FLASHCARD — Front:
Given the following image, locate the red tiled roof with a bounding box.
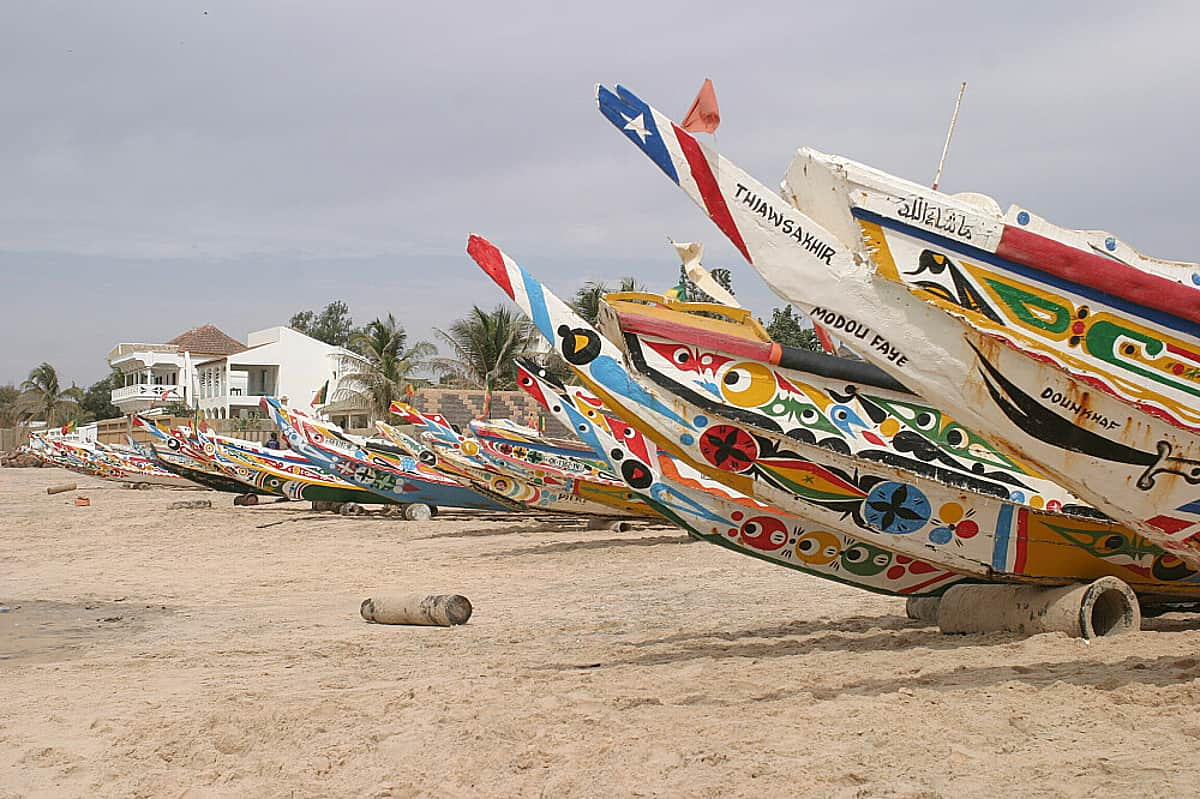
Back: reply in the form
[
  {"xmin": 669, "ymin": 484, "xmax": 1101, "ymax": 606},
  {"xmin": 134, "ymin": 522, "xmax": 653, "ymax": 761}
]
[{"xmin": 166, "ymin": 324, "xmax": 247, "ymax": 356}]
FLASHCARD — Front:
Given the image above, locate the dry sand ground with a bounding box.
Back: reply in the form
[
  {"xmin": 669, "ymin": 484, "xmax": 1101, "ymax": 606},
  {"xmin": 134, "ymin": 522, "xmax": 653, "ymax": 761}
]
[{"xmin": 4, "ymin": 468, "xmax": 1200, "ymax": 798}]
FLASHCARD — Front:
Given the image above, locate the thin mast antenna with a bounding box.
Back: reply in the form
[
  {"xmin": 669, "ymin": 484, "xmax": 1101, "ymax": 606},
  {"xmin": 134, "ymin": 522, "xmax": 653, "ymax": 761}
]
[{"xmin": 932, "ymin": 81, "xmax": 967, "ymax": 191}]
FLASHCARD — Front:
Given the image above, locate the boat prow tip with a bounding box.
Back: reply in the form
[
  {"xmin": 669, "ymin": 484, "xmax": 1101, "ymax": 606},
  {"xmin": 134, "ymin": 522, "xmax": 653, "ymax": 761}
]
[{"xmin": 466, "ymin": 234, "xmax": 516, "ymax": 300}]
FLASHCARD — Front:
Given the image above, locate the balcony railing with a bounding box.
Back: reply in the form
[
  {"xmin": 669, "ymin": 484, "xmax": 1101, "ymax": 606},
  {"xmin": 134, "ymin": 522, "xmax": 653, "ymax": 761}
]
[{"xmin": 111, "ymin": 384, "xmax": 185, "ymax": 404}]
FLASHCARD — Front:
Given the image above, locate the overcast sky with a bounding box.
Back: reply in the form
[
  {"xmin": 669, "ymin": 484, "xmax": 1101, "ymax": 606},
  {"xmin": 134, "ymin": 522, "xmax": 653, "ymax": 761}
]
[{"xmin": 2, "ymin": 0, "xmax": 1197, "ymax": 387}]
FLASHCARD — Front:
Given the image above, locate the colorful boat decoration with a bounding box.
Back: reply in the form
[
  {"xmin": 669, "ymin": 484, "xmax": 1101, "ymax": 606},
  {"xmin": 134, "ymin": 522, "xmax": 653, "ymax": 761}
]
[
  {"xmin": 599, "ymin": 291, "xmax": 1082, "ymax": 509},
  {"xmin": 781, "ymin": 149, "xmax": 1200, "ymax": 433},
  {"xmin": 514, "ymin": 359, "xmax": 968, "ymax": 596},
  {"xmin": 467, "ymin": 234, "xmax": 1200, "ymax": 596},
  {"xmin": 468, "ymin": 418, "xmax": 613, "ymax": 478},
  {"xmin": 33, "ymin": 433, "xmax": 185, "ymax": 486},
  {"xmin": 260, "ymin": 397, "xmax": 513, "ymax": 512},
  {"xmin": 595, "ymin": 83, "xmax": 1200, "ymax": 565},
  {"xmin": 372, "ymin": 420, "xmax": 532, "ymax": 512},
  {"xmin": 190, "ymin": 425, "xmax": 392, "ymax": 505},
  {"xmin": 389, "ymin": 402, "xmax": 656, "ymax": 518},
  {"xmin": 133, "ymin": 416, "xmax": 277, "ymax": 496}
]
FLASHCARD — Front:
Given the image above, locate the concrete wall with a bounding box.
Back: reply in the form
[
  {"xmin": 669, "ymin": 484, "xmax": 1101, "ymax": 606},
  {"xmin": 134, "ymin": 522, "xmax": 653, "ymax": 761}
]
[{"xmin": 403, "ymin": 388, "xmax": 570, "ymax": 436}]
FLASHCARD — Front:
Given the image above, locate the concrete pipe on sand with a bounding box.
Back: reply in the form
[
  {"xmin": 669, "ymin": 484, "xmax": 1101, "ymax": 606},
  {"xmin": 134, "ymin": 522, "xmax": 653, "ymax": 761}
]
[{"xmin": 930, "ymin": 577, "xmax": 1140, "ymax": 640}]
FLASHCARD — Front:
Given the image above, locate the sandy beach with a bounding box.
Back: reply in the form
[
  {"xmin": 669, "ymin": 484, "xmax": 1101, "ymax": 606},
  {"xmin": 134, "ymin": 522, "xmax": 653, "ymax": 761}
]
[{"xmin": 4, "ymin": 467, "xmax": 1200, "ymax": 798}]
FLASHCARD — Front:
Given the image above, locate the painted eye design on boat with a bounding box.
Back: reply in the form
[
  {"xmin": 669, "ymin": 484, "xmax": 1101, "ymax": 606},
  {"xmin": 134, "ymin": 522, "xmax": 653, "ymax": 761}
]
[
  {"xmin": 556, "ymin": 325, "xmax": 602, "ymax": 365},
  {"xmin": 914, "ymin": 412, "xmax": 937, "ymax": 430},
  {"xmin": 840, "ymin": 542, "xmax": 892, "ymax": 576},
  {"xmin": 801, "ymin": 408, "xmax": 818, "ymax": 423},
  {"xmin": 944, "ymin": 427, "xmax": 968, "ymax": 449},
  {"xmin": 718, "ymin": 362, "xmax": 775, "ymax": 408},
  {"xmin": 738, "ymin": 516, "xmax": 789, "ymax": 551},
  {"xmin": 672, "ymin": 349, "xmax": 692, "ymax": 365},
  {"xmin": 793, "ymin": 530, "xmax": 840, "ymax": 565},
  {"xmin": 620, "ymin": 458, "xmax": 653, "ymax": 489}
]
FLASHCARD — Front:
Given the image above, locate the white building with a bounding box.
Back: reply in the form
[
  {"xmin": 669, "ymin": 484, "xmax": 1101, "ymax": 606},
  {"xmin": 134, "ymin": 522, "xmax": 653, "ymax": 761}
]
[
  {"xmin": 109, "ymin": 324, "xmax": 351, "ymax": 419},
  {"xmin": 193, "ymin": 326, "xmax": 351, "ymax": 420},
  {"xmin": 107, "ymin": 324, "xmax": 247, "ymax": 414}
]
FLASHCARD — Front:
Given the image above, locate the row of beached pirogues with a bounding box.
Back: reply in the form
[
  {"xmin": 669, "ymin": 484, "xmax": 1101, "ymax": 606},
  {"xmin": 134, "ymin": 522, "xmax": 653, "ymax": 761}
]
[
  {"xmin": 27, "ymin": 401, "xmax": 661, "ymax": 521},
  {"xmin": 30, "ymin": 81, "xmax": 1200, "ymax": 608},
  {"xmin": 425, "ymin": 80, "xmax": 1200, "ymax": 606}
]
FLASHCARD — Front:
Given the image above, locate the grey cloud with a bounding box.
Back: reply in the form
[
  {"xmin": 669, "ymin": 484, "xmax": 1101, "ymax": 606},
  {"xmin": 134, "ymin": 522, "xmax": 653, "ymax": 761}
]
[{"xmin": 1, "ymin": 0, "xmax": 1197, "ymax": 385}]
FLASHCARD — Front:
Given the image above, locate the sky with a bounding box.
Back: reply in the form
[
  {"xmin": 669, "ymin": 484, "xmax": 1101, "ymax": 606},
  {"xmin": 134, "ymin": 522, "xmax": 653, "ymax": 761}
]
[{"xmin": 2, "ymin": 0, "xmax": 1198, "ymax": 387}]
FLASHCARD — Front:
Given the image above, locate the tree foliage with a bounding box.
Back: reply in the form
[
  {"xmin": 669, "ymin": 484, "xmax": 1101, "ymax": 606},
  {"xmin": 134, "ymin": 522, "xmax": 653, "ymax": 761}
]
[
  {"xmin": 289, "ymin": 300, "xmax": 359, "ymax": 346},
  {"xmin": 764, "ymin": 306, "xmax": 823, "ymax": 352},
  {"xmin": 339, "ymin": 314, "xmax": 435, "ymax": 422},
  {"xmin": 19, "ymin": 362, "xmax": 83, "ymax": 424},
  {"xmin": 571, "ymin": 277, "xmax": 644, "ymax": 325},
  {"xmin": 78, "ymin": 369, "xmax": 123, "ymax": 422},
  {"xmin": 433, "ymin": 306, "xmax": 537, "ymax": 391},
  {"xmin": 0, "ymin": 384, "xmax": 21, "ymax": 427}
]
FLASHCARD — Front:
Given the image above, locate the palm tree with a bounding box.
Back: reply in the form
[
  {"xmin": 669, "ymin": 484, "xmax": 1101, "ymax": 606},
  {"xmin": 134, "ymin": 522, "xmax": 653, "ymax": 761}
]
[
  {"xmin": 338, "ymin": 314, "xmax": 435, "ymax": 422},
  {"xmin": 0, "ymin": 384, "xmax": 20, "ymax": 427},
  {"xmin": 19, "ymin": 363, "xmax": 83, "ymax": 425},
  {"xmin": 434, "ymin": 305, "xmax": 538, "ymax": 396},
  {"xmin": 571, "ymin": 277, "xmax": 645, "ymax": 324}
]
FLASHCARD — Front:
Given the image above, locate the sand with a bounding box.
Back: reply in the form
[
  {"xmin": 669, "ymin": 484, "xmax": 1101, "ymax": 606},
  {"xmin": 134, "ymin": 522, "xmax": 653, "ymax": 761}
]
[{"xmin": 3, "ymin": 467, "xmax": 1200, "ymax": 798}]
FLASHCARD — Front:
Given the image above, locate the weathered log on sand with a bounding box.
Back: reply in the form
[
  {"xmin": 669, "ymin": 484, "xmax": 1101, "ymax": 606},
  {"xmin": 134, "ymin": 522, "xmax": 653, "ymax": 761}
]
[
  {"xmin": 233, "ymin": 494, "xmax": 259, "ymax": 507},
  {"xmin": 46, "ymin": 483, "xmax": 77, "ymax": 495},
  {"xmin": 167, "ymin": 500, "xmax": 213, "ymax": 510},
  {"xmin": 937, "ymin": 577, "xmax": 1140, "ymax": 640},
  {"xmin": 361, "ymin": 593, "xmax": 473, "ymax": 627}
]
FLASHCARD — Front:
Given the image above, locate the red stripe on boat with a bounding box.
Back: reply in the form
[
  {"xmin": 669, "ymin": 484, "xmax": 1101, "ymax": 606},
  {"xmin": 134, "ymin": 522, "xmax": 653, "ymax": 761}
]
[
  {"xmin": 672, "ymin": 124, "xmax": 752, "ymax": 264},
  {"xmin": 996, "ymin": 226, "xmax": 1200, "ymax": 326},
  {"xmin": 1165, "ymin": 343, "xmax": 1200, "ymax": 365},
  {"xmin": 617, "ymin": 310, "xmax": 774, "ymax": 363},
  {"xmin": 467, "ymin": 235, "xmax": 515, "ymax": 300},
  {"xmin": 900, "ymin": 570, "xmax": 957, "ymax": 595}
]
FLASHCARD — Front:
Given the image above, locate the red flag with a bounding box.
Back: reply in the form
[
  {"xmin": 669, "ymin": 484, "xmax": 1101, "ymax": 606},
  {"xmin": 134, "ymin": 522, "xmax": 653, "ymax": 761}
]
[
  {"xmin": 813, "ymin": 323, "xmax": 837, "ymax": 355},
  {"xmin": 681, "ymin": 79, "xmax": 720, "ymax": 134}
]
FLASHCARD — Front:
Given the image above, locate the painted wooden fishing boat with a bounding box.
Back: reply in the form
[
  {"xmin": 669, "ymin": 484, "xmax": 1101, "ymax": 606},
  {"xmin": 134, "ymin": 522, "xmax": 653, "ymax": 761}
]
[
  {"xmin": 781, "ymin": 150, "xmax": 1200, "ymax": 433},
  {"xmin": 260, "ymin": 397, "xmax": 513, "ymax": 512},
  {"xmin": 34, "ymin": 437, "xmax": 113, "ymax": 478},
  {"xmin": 515, "ymin": 360, "xmax": 968, "ymax": 596},
  {"xmin": 596, "ymin": 83, "xmax": 1200, "ymax": 566},
  {"xmin": 468, "ymin": 235, "xmax": 1200, "ymax": 597},
  {"xmin": 133, "ymin": 416, "xmax": 276, "ymax": 495},
  {"xmin": 41, "ymin": 436, "xmax": 184, "ymax": 486},
  {"xmin": 600, "ymin": 291, "xmax": 1082, "ymax": 508},
  {"xmin": 468, "ymin": 419, "xmax": 613, "ymax": 478},
  {"xmin": 389, "ymin": 402, "xmax": 656, "ymax": 518},
  {"xmin": 137, "ymin": 421, "xmax": 290, "ymax": 498},
  {"xmin": 190, "ymin": 426, "xmax": 393, "ymax": 504},
  {"xmin": 372, "ymin": 420, "xmax": 532, "ymax": 512}
]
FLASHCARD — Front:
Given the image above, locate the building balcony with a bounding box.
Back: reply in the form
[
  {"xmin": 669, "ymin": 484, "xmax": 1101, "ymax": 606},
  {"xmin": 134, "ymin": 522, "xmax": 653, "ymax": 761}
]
[{"xmin": 111, "ymin": 383, "xmax": 186, "ymax": 407}]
